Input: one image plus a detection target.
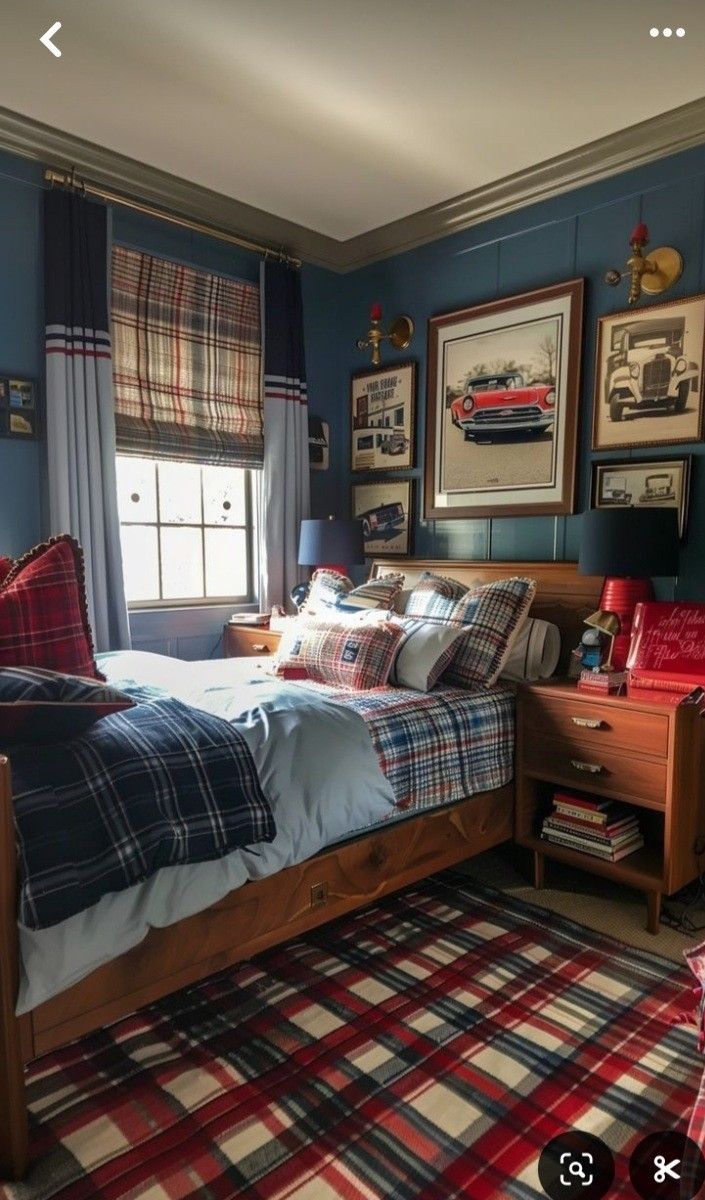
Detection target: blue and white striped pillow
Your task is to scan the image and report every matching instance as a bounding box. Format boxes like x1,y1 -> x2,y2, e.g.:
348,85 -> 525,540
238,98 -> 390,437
305,569 -> 404,619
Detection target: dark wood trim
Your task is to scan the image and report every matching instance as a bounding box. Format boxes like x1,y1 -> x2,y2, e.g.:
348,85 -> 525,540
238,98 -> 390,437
424,278 -> 584,520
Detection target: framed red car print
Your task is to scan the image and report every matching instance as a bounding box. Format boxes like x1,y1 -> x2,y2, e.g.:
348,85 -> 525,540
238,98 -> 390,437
424,279 -> 584,519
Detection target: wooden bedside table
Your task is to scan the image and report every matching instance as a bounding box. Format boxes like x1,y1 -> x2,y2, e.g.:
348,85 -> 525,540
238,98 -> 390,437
515,680 -> 705,933
223,625 -> 282,658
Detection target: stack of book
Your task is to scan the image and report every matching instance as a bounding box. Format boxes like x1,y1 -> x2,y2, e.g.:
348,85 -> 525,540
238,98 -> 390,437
541,791 -> 643,862
577,668 -> 627,695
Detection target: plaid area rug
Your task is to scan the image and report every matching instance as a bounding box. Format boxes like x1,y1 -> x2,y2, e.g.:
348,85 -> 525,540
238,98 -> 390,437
4,871 -> 702,1200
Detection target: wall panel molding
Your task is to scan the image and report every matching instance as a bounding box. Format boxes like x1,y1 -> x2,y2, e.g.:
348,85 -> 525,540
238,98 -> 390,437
1,97 -> 705,272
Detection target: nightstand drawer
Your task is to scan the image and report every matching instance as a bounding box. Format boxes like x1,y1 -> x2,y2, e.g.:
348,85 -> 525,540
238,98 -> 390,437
224,627 -> 282,657
523,695 -> 669,759
522,736 -> 667,808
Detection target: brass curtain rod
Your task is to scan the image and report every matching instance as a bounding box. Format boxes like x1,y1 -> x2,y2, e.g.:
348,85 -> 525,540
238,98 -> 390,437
44,168 -> 302,269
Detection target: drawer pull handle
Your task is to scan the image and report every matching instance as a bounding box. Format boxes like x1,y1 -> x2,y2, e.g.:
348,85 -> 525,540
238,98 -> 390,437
252,643 -> 268,652
570,759 -> 605,775
571,716 -> 605,729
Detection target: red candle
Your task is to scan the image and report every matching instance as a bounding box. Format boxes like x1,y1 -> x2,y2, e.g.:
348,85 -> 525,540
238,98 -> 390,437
370,302 -> 382,322
630,222 -> 649,245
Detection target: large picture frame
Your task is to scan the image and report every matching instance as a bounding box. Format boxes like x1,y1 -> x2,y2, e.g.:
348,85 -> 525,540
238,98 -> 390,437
591,456 -> 692,539
424,279 -> 584,519
592,293 -> 705,451
350,362 -> 416,473
351,479 -> 412,557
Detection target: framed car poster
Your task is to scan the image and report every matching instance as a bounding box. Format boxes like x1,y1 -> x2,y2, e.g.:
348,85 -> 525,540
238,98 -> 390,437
0,377 -> 38,439
351,479 -> 412,557
592,293 -> 705,450
424,280 -> 584,519
350,362 -> 416,472
592,456 -> 691,539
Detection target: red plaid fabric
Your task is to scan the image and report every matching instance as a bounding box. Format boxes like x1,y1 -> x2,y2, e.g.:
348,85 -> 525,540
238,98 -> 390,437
8,872 -> 701,1199
276,618 -> 403,689
0,557 -> 12,585
111,245 -> 262,467
0,537 -> 101,680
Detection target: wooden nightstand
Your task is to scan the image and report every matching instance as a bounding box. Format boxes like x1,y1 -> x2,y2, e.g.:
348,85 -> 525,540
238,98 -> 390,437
515,680 -> 705,933
223,625 -> 282,658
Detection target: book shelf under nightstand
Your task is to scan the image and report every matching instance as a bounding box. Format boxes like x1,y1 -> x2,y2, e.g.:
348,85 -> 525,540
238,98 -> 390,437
515,680 -> 705,934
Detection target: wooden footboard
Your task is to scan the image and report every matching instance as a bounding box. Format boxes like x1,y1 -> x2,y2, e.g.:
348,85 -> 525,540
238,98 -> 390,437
0,756 -> 512,1179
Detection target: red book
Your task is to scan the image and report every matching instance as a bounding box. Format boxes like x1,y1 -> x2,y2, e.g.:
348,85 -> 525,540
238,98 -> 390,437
553,792 -> 611,812
627,602 -> 705,692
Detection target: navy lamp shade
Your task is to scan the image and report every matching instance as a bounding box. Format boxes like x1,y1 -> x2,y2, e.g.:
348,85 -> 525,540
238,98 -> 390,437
578,507 -> 679,670
298,518 -> 365,571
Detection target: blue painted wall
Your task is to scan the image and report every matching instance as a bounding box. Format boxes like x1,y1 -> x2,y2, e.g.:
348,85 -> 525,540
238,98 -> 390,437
304,143 -> 705,600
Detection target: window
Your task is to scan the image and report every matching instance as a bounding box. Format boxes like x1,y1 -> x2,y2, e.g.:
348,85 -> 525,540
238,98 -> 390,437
116,456 -> 254,607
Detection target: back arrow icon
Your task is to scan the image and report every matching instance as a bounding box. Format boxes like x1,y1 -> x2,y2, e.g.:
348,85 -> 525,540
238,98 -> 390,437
40,22 -> 62,57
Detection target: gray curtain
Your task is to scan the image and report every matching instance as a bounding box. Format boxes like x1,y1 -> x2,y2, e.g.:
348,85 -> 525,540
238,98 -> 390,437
258,260 -> 310,609
44,190 -> 131,651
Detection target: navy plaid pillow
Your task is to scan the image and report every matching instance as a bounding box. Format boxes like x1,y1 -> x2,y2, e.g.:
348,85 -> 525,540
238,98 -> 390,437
440,577 -> 536,689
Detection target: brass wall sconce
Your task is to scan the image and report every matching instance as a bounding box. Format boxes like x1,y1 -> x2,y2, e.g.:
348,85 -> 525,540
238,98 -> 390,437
356,303 -> 414,366
605,223 -> 683,306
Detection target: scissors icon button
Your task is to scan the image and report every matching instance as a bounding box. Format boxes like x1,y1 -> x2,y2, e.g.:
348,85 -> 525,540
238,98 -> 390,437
653,1154 -> 681,1182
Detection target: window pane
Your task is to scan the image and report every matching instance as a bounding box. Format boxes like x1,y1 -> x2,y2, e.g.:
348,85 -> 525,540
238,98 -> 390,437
116,456 -> 157,523
120,525 -> 160,602
160,527 -> 204,599
203,465 -> 246,526
158,461 -> 202,524
205,528 -> 248,597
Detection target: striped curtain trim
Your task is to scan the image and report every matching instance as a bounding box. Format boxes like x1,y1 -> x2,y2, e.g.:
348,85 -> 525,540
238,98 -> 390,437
264,373 -> 307,405
45,325 -> 112,360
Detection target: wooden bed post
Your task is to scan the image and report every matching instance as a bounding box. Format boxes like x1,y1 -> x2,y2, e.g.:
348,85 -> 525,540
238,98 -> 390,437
0,757 -> 28,1179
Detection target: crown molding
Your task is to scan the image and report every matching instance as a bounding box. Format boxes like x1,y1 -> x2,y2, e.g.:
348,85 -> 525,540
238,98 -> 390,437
1,98 -> 705,274
0,105 -> 340,269
335,96 -> 705,270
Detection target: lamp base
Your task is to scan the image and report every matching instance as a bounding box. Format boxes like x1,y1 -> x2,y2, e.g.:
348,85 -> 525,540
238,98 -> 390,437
599,576 -> 654,670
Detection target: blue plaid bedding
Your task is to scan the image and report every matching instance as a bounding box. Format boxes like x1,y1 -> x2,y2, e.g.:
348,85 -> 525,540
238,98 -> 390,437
327,683 -> 515,810
10,690 -> 275,930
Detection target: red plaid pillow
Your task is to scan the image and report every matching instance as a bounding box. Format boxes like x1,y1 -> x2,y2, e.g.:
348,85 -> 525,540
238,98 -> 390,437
276,619 -> 403,690
0,536 -> 103,680
0,557 -> 13,585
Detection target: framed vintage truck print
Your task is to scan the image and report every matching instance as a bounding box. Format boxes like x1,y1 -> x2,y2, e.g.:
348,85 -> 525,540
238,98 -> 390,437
424,279 -> 583,519
592,456 -> 691,539
592,294 -> 705,450
350,362 -> 416,472
351,479 -> 412,557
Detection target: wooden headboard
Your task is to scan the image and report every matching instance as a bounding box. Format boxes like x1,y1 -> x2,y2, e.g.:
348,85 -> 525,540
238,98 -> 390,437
370,558 -> 603,673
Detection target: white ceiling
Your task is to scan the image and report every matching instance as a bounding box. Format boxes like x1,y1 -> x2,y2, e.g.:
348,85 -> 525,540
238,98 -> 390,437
2,0 -> 705,241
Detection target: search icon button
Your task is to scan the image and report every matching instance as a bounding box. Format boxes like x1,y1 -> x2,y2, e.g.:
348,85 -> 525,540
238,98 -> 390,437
538,1132 -> 614,1199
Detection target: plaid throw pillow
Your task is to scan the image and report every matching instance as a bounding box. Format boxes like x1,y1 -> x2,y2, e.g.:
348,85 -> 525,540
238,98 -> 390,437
440,577 -> 536,689
0,665 -> 133,743
404,571 -> 468,620
276,619 -> 404,690
304,569 -> 404,619
0,557 -> 12,585
0,536 -> 103,680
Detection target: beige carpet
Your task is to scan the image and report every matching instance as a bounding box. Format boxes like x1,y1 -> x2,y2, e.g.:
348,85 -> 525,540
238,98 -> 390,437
461,845 -> 702,964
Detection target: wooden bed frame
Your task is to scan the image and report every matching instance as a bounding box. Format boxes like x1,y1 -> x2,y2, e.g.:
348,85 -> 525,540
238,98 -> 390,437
0,558 -> 601,1178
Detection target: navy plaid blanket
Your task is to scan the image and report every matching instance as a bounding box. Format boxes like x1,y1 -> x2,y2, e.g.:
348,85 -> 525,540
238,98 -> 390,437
10,691 -> 274,930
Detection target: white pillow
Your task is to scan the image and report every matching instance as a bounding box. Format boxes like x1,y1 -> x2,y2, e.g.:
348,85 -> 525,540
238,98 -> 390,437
500,618 -> 561,682
389,619 -> 467,692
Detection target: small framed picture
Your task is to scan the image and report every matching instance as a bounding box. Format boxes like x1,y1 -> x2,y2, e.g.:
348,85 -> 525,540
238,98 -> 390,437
351,479 -> 412,557
0,377 -> 38,439
350,362 -> 416,472
592,456 -> 692,538
308,415 -> 329,471
592,294 -> 705,450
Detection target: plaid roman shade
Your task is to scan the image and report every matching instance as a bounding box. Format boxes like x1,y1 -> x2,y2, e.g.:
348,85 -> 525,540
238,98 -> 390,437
111,245 -> 262,467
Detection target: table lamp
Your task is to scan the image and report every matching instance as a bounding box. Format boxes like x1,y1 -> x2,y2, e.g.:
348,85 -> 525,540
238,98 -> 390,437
578,507 -> 679,670
292,517 -> 366,610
